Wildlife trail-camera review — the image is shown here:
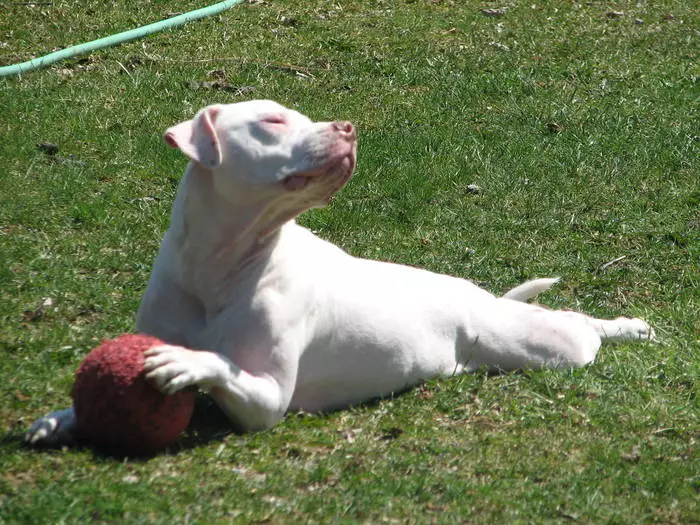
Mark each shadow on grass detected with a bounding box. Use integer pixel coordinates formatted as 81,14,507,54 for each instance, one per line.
8,394,241,461
8,368,495,460
176,393,242,449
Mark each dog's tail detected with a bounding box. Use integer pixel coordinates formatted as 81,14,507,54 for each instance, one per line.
503,277,560,302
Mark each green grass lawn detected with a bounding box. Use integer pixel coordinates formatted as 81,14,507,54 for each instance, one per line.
1,1,697,523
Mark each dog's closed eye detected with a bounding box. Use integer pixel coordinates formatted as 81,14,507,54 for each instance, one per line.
261,115,288,127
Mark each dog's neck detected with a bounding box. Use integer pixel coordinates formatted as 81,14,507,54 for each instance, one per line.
167,162,291,300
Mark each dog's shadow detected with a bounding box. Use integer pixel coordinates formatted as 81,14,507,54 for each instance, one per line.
104,394,240,459
7,394,239,461
10,376,497,460
176,393,241,449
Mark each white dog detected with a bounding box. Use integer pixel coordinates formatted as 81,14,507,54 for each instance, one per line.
26,100,654,445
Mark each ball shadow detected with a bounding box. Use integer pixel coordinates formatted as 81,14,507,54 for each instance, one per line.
175,393,241,449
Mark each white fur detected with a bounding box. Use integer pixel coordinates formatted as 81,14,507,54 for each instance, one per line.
26,100,654,445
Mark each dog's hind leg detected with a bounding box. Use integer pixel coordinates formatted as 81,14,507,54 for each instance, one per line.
564,313,655,343
463,298,654,372
462,299,601,371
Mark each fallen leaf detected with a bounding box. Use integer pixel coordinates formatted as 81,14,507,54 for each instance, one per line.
206,69,227,80
622,445,642,462
481,8,506,17
14,390,30,402
548,122,563,133
606,11,625,19
22,297,54,322
418,384,435,399
379,427,403,441
338,428,363,443
37,142,58,155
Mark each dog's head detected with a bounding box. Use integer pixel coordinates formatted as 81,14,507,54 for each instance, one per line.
164,100,357,209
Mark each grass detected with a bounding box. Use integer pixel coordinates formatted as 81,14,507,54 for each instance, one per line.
1,0,698,523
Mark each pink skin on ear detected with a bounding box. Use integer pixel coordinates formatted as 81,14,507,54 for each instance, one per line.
164,107,222,168
164,121,191,149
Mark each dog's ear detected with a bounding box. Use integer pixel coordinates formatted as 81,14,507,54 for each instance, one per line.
164,106,222,168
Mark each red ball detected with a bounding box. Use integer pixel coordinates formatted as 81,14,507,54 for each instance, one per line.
72,334,195,456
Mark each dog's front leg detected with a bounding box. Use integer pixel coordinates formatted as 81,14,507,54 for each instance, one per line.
143,345,287,431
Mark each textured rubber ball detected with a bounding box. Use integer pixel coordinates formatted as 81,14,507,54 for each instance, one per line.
72,334,195,456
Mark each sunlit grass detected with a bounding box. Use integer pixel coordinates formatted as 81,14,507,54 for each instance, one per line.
1,1,697,523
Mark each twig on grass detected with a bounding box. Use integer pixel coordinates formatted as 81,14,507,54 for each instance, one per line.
599,255,627,272
116,60,134,83
567,405,590,423
143,54,318,77
526,390,554,405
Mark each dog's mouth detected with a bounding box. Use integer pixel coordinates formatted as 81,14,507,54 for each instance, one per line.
282,149,356,193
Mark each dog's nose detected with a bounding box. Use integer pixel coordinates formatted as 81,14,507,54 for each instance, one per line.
332,121,356,140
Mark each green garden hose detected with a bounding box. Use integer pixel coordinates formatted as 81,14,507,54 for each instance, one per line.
0,0,244,78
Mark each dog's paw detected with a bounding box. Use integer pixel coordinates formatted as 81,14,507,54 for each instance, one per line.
614,317,656,342
25,407,76,447
144,345,214,395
